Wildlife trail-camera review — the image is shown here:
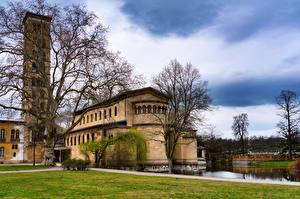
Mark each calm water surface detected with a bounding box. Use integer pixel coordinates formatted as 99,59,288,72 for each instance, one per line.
197,165,300,182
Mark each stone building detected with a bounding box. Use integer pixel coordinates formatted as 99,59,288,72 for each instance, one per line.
0,119,25,163
66,87,203,172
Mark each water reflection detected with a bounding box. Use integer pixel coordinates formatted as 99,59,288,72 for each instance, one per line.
198,165,300,182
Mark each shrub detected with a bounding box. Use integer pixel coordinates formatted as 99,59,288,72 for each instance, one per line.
62,159,91,171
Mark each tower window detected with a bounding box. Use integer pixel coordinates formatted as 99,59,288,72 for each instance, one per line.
74,136,76,145
87,115,89,123
142,105,146,114
109,108,112,117
32,63,37,73
99,111,102,120
104,110,107,119
91,114,93,122
95,113,97,121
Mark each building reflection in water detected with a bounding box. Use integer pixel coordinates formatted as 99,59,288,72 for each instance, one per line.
198,165,300,182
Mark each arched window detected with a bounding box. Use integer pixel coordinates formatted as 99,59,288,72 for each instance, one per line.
153,105,157,113
104,110,107,119
0,129,5,139
87,134,90,141
87,115,89,123
82,135,85,144
99,111,102,120
162,107,166,114
91,114,93,122
138,106,141,114
78,135,80,145
135,106,138,114
95,113,97,121
11,130,15,139
16,130,19,139
109,108,112,117
70,137,73,146
115,106,117,116
83,117,85,124
74,136,76,145
142,105,146,114
67,137,69,146
147,105,152,113
158,106,162,113
92,133,95,141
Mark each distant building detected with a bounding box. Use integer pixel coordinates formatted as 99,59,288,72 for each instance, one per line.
0,119,25,163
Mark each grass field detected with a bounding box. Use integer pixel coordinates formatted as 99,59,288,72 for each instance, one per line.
253,161,296,168
0,165,51,171
0,171,299,199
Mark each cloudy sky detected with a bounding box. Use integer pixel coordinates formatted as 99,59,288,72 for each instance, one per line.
4,0,300,138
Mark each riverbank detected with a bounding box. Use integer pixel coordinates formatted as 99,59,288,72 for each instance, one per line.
0,170,299,198
253,161,296,168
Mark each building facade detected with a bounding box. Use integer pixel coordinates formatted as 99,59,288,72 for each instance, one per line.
0,119,25,163
66,87,203,172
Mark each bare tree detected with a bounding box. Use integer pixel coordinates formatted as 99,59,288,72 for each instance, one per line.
232,113,249,155
0,0,143,165
276,90,300,160
152,59,212,173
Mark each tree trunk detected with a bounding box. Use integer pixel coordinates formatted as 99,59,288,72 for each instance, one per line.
288,133,293,161
168,158,174,174
42,146,55,166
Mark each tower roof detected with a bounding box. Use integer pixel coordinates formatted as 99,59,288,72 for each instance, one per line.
23,12,52,24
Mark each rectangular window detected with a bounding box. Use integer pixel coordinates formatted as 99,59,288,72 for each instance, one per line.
74,136,76,145
82,135,85,144
0,147,4,157
115,106,117,116
95,113,97,121
78,136,80,145
99,111,101,120
87,115,89,123
0,129,5,139
104,110,107,119
91,114,93,122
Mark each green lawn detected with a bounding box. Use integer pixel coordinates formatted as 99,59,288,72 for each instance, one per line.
0,171,299,199
253,161,296,168
0,165,51,171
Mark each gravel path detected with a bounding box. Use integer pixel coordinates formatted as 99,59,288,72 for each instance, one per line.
1,167,299,186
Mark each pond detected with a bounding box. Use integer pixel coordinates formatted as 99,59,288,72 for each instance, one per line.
197,165,300,182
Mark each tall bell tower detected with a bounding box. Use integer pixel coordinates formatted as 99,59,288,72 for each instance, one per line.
22,12,52,162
